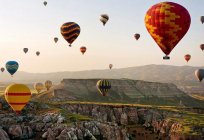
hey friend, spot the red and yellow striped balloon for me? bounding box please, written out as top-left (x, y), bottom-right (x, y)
top-left (5, 84), bottom-right (31, 114)
top-left (145, 2), bottom-right (191, 59)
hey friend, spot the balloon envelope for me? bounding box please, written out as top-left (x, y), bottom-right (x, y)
top-left (54, 37), bottom-right (58, 43)
top-left (36, 51), bottom-right (40, 56)
top-left (145, 2), bottom-right (191, 59)
top-left (184, 54), bottom-right (191, 62)
top-left (134, 34), bottom-right (140, 40)
top-left (195, 69), bottom-right (204, 82)
top-left (1, 67), bottom-right (5, 72)
top-left (23, 48), bottom-right (28, 54)
top-left (200, 44), bottom-right (204, 51)
top-left (45, 80), bottom-right (52, 91)
top-left (80, 46), bottom-right (86, 54)
top-left (34, 83), bottom-right (44, 93)
top-left (109, 64), bottom-right (113, 69)
top-left (96, 80), bottom-right (111, 96)
top-left (60, 22), bottom-right (80, 47)
top-left (5, 84), bottom-right (31, 114)
top-left (6, 61), bottom-right (19, 76)
top-left (201, 16), bottom-right (204, 24)
top-left (43, 1), bottom-right (47, 6)
top-left (100, 14), bottom-right (109, 26)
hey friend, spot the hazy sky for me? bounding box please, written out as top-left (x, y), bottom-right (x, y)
top-left (0, 0), bottom-right (203, 73)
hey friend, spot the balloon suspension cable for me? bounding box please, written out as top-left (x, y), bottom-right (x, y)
top-left (163, 55), bottom-right (170, 60)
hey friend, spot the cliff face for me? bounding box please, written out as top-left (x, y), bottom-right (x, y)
top-left (47, 79), bottom-right (204, 107)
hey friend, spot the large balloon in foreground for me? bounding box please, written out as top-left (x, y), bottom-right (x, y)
top-left (36, 51), bottom-right (40, 56)
top-left (145, 2), bottom-right (191, 59)
top-left (195, 69), bottom-right (204, 82)
top-left (200, 44), bottom-right (204, 51)
top-left (109, 64), bottom-right (113, 69)
top-left (54, 37), bottom-right (58, 43)
top-left (1, 67), bottom-right (5, 72)
top-left (184, 54), bottom-right (191, 62)
top-left (23, 48), bottom-right (28, 54)
top-left (100, 14), bottom-right (109, 26)
top-left (34, 83), bottom-right (44, 93)
top-left (60, 22), bottom-right (80, 47)
top-left (6, 61), bottom-right (19, 76)
top-left (5, 84), bottom-right (31, 114)
top-left (201, 16), bottom-right (204, 24)
top-left (134, 34), bottom-right (140, 40)
top-left (96, 80), bottom-right (111, 96)
top-left (43, 1), bottom-right (47, 6)
top-left (80, 46), bottom-right (86, 55)
top-left (45, 80), bottom-right (52, 91)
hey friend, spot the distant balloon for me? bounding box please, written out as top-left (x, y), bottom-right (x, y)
top-left (54, 37), bottom-right (58, 43)
top-left (45, 80), bottom-right (52, 91)
top-left (96, 79), bottom-right (111, 96)
top-left (184, 54), bottom-right (191, 62)
top-left (34, 83), bottom-right (44, 93)
top-left (43, 1), bottom-right (47, 6)
top-left (80, 46), bottom-right (86, 55)
top-left (200, 44), bottom-right (204, 51)
top-left (60, 22), bottom-right (80, 47)
top-left (36, 51), bottom-right (40, 56)
top-left (5, 84), bottom-right (31, 114)
top-left (6, 61), bottom-right (19, 76)
top-left (134, 34), bottom-right (140, 40)
top-left (109, 64), bottom-right (113, 69)
top-left (145, 2), bottom-right (191, 59)
top-left (201, 16), bottom-right (204, 24)
top-left (1, 67), bottom-right (5, 72)
top-left (195, 69), bottom-right (204, 82)
top-left (23, 48), bottom-right (28, 54)
top-left (100, 14), bottom-right (109, 26)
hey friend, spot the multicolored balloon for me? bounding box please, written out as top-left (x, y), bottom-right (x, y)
top-left (100, 14), bottom-right (109, 26)
top-left (36, 51), bottom-right (40, 56)
top-left (80, 46), bottom-right (86, 55)
top-left (145, 2), bottom-right (191, 59)
top-left (201, 16), bottom-right (204, 24)
top-left (134, 34), bottom-right (140, 40)
top-left (45, 80), bottom-right (52, 91)
top-left (195, 69), bottom-right (204, 82)
top-left (1, 67), bottom-right (5, 72)
top-left (109, 64), bottom-right (113, 69)
top-left (23, 48), bottom-right (28, 54)
top-left (43, 1), bottom-right (47, 6)
top-left (184, 54), bottom-right (191, 62)
top-left (96, 79), bottom-right (111, 96)
top-left (6, 61), bottom-right (19, 76)
top-left (60, 22), bottom-right (80, 47)
top-left (200, 44), bottom-right (204, 51)
top-left (5, 84), bottom-right (31, 114)
top-left (34, 83), bottom-right (44, 93)
top-left (54, 37), bottom-right (58, 43)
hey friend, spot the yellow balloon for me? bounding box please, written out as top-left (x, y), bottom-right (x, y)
top-left (45, 80), bottom-right (52, 91)
top-left (5, 84), bottom-right (31, 114)
top-left (34, 83), bottom-right (44, 93)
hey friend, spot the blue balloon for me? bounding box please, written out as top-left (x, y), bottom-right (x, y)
top-left (6, 61), bottom-right (19, 76)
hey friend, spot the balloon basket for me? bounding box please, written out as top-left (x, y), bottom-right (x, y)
top-left (163, 56), bottom-right (170, 60)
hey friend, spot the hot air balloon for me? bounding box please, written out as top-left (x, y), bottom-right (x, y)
top-left (45, 80), bottom-right (52, 91)
top-left (54, 37), bottom-right (58, 43)
top-left (109, 64), bottom-right (113, 69)
top-left (1, 67), bottom-right (5, 72)
top-left (134, 34), bottom-right (140, 40)
top-left (184, 54), bottom-right (191, 62)
top-left (100, 14), bottom-right (109, 26)
top-left (34, 83), bottom-right (44, 93)
top-left (96, 79), bottom-right (111, 96)
top-left (6, 61), bottom-right (19, 76)
top-left (23, 48), bottom-right (28, 54)
top-left (36, 51), bottom-right (40, 56)
top-left (201, 16), bottom-right (204, 24)
top-left (145, 2), bottom-right (191, 59)
top-left (60, 22), bottom-right (80, 47)
top-left (5, 84), bottom-right (31, 114)
top-left (195, 69), bottom-right (204, 82)
top-left (80, 46), bottom-right (86, 55)
top-left (200, 44), bottom-right (204, 51)
top-left (43, 1), bottom-right (47, 6)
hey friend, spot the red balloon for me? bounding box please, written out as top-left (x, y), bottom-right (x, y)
top-left (134, 34), bottom-right (140, 40)
top-left (184, 54), bottom-right (191, 62)
top-left (80, 46), bottom-right (86, 55)
top-left (145, 2), bottom-right (191, 59)
top-left (200, 44), bottom-right (204, 51)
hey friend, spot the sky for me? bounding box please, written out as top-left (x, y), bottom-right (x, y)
top-left (0, 0), bottom-right (203, 73)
